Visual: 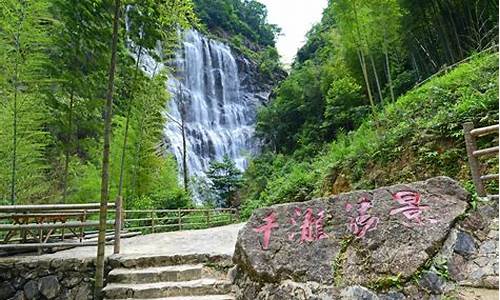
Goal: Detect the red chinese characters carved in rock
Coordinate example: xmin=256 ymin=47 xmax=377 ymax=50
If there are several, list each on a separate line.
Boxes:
xmin=288 ymin=208 xmax=328 ymax=243
xmin=346 ymin=197 xmax=380 ymax=238
xmin=389 ymin=191 xmax=434 ymax=225
xmin=253 ymin=212 xmax=279 ymax=250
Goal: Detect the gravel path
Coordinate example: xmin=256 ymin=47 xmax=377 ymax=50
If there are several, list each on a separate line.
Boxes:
xmin=38 ymin=223 xmax=245 ymax=259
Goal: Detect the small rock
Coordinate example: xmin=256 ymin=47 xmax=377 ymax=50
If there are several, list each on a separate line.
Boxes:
xmin=23 ymin=280 xmax=39 ymax=299
xmin=470 ymin=266 xmax=486 ymax=280
xmin=0 ymin=282 xmax=16 ymax=300
xmin=482 ymin=275 xmax=499 ymax=288
xmin=473 ymin=256 xmax=492 ymax=268
xmin=7 ymin=291 xmax=24 ymax=300
xmin=479 ymin=240 xmax=496 ymax=254
xmin=379 ymin=291 xmax=405 ymax=300
xmin=61 ymin=274 xmax=81 ymax=288
xmin=228 ymin=265 xmax=238 ymax=284
xmin=340 ymin=285 xmax=379 ymax=300
xmin=454 ymin=232 xmax=476 ymax=256
xmin=74 ymin=283 xmax=92 ymax=300
xmin=38 ymin=276 xmax=60 ymax=299
xmin=419 ymin=271 xmax=445 ymax=294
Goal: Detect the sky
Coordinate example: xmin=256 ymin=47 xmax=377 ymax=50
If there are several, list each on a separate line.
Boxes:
xmin=257 ymin=0 xmax=329 ymax=66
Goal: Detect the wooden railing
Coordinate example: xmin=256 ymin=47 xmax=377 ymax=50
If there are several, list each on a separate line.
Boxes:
xmin=123 ymin=208 xmax=240 ymax=233
xmin=0 ymin=200 xmax=125 ymax=254
xmin=0 ymin=201 xmax=240 ymax=255
xmin=463 ymin=122 xmax=499 ymax=199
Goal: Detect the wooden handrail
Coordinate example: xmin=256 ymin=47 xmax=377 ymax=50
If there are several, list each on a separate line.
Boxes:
xmin=463 ymin=122 xmax=499 ymax=198
xmin=473 ymin=146 xmax=499 ymax=157
xmin=0 ymin=241 xmax=114 ymax=249
xmin=122 ymin=207 xmax=240 ymax=234
xmin=0 ymin=203 xmax=115 ymax=212
xmin=480 ymin=174 xmax=499 ymax=181
xmin=0 ymin=221 xmax=115 ymax=231
xmin=123 ymin=208 xmax=237 ymax=213
xmin=470 ymin=124 xmax=499 ymax=137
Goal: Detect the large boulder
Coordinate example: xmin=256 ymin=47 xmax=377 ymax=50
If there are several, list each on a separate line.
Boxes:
xmin=233 ymin=177 xmax=470 ymax=299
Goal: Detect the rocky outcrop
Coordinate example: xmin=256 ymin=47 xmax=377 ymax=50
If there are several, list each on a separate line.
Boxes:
xmin=232 ymin=177 xmax=499 ymax=299
xmin=0 ymin=257 xmax=97 ymax=300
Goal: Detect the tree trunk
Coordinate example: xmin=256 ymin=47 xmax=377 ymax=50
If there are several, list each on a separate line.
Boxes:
xmin=369 ymin=54 xmax=383 ymax=104
xmin=10 ymin=76 xmax=18 ymax=205
xmin=62 ymin=90 xmax=74 ymax=203
xmin=94 ymin=0 xmax=121 ymax=297
xmin=351 ymin=0 xmax=375 ymax=114
xmin=10 ymin=9 xmax=24 ymax=205
xmin=131 ymin=109 xmax=145 ymax=196
xmin=117 ymin=46 xmax=143 ymax=200
xmin=383 ymin=29 xmax=395 ymax=103
xmin=180 ymin=103 xmax=188 ymax=192
xmin=357 ymin=50 xmax=376 ymax=114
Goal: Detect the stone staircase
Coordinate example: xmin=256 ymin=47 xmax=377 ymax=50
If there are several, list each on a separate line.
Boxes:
xmin=103 ymin=255 xmax=234 ymax=300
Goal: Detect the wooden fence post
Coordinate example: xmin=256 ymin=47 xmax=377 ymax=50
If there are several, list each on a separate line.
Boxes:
xmin=38 ymin=228 xmax=43 ymax=255
xmin=463 ymin=122 xmax=486 ymax=197
xmin=151 ymin=210 xmax=155 ymax=233
xmin=113 ymin=196 xmax=122 ymax=254
xmin=178 ymin=208 xmax=182 ymax=230
xmin=80 ymin=210 xmax=87 ymax=242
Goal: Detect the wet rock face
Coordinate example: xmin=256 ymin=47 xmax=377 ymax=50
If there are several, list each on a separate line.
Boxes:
xmin=233 ymin=177 xmax=472 ymax=299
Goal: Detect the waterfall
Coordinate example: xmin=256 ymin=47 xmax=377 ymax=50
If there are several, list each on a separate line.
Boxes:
xmin=165 ymin=30 xmax=261 ymax=179
xmin=130 ymin=28 xmax=266 ymax=196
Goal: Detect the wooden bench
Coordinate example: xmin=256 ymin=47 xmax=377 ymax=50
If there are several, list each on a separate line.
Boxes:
xmin=463 ymin=122 xmax=499 ymax=200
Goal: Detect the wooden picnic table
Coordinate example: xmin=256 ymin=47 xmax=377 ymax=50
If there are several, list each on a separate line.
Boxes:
xmin=1 ymin=212 xmax=87 ymax=245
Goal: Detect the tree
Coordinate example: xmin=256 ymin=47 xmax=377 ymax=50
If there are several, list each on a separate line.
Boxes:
xmin=116 ymin=0 xmax=196 ymax=201
xmin=0 ymin=0 xmax=52 ymax=204
xmin=94 ymin=0 xmax=121 ymax=297
xmin=206 ymin=155 xmax=243 ymax=208
xmin=48 ymin=0 xmax=111 ymax=202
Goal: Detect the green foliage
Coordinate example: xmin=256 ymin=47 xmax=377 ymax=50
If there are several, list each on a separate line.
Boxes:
xmin=243 ymin=52 xmax=499 ymax=215
xmin=0 ymin=0 xmax=53 ymax=204
xmin=245 ymin=0 xmax=498 ymax=218
xmin=257 ymin=0 xmax=499 ymax=158
xmin=206 ymin=155 xmax=243 ymax=208
xmin=369 ymin=274 xmax=403 ymax=291
xmin=193 ymin=0 xmax=279 ymax=48
xmin=0 ymin=0 xmax=198 ymax=209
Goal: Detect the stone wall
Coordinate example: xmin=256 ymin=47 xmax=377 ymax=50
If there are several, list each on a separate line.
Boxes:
xmin=0 ymin=256 xmax=100 ymax=300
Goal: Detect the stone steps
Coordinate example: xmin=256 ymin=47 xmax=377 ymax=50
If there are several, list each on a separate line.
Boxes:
xmin=103 ymin=278 xmax=232 ymax=299
xmin=109 ymin=254 xmax=232 ymax=269
xmin=108 ymin=264 xmax=204 ymax=284
xmin=104 ymin=255 xmax=234 ymax=300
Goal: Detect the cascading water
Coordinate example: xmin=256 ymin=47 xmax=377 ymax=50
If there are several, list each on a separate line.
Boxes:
xmin=130 ymin=28 xmax=269 ymax=197
xmin=165 ymin=30 xmax=260 ymax=179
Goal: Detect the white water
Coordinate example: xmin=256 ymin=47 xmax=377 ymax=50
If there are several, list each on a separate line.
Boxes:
xmin=130 ymin=29 xmax=265 ymax=191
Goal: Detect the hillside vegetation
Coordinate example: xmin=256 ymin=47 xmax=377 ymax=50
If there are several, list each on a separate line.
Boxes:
xmin=242 ymin=52 xmax=499 ymax=217
xmin=240 ymin=0 xmax=499 ymax=217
